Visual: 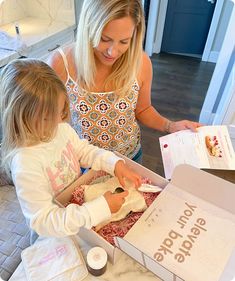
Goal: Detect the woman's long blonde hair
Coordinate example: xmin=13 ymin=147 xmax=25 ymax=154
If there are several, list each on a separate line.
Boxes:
xmin=0 ymin=59 xmax=70 ymax=177
xmin=75 ymin=0 xmax=145 ymax=95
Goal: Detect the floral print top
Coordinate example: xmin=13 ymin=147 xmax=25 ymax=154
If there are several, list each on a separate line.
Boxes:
xmin=59 ymin=49 xmax=141 ymax=159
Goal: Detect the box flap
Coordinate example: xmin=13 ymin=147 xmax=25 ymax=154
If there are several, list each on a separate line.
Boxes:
xmin=120 ymin=165 xmax=235 ymax=281
xmin=171 ymin=164 xmax=235 ymax=214
xmin=219 ymin=248 xmax=235 ymax=281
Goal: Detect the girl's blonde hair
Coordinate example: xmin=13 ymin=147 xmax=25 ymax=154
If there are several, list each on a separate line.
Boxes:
xmin=0 ymin=58 xmax=70 ymax=177
xmin=75 ymin=0 xmax=145 ymax=95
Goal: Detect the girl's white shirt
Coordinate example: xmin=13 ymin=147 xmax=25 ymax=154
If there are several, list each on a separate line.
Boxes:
xmin=11 ymin=122 xmax=122 ymax=237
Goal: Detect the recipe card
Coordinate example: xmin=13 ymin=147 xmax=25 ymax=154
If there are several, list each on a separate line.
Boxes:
xmin=159 ymin=125 xmax=235 ymax=179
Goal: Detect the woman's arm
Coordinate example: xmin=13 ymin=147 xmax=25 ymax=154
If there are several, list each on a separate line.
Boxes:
xmin=136 ymin=52 xmax=169 ymax=132
xmin=136 ymin=52 xmax=201 ymax=133
xmin=46 ymin=50 xmax=67 ymax=83
xmin=46 ymin=44 xmax=76 ymax=84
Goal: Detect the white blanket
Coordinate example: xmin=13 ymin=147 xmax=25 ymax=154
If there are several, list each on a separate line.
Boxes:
xmin=83 ymin=176 xmax=147 ymax=230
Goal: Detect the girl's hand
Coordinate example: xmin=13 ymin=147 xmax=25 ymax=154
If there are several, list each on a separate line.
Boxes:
xmin=114 ymin=160 xmax=142 ymax=188
xmin=170 ymin=120 xmax=202 ymax=133
xmin=104 ymin=190 xmax=128 ymax=213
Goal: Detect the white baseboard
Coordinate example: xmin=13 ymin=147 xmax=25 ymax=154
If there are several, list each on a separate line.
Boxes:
xmin=208 ymin=51 xmax=219 ymax=63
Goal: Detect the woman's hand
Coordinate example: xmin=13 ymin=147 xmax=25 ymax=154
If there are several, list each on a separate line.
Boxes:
xmin=170 ymin=120 xmax=202 ymax=133
xmin=104 ymin=190 xmax=128 ymax=213
xmin=114 ymin=160 xmax=142 ymax=188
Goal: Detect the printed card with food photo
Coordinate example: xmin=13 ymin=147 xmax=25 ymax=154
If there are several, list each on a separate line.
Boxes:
xmin=159 ymin=125 xmax=235 ymax=179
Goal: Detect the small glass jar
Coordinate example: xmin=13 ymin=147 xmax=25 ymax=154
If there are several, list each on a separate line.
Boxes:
xmin=86 ymin=247 xmax=108 ymax=276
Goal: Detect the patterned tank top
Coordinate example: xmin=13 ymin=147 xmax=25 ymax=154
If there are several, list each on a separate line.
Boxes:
xmin=58 ymin=49 xmax=141 ymax=159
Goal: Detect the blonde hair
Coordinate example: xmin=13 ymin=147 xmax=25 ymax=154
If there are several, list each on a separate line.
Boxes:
xmin=0 ymin=58 xmax=70 ymax=176
xmin=75 ymin=0 xmax=145 ymax=95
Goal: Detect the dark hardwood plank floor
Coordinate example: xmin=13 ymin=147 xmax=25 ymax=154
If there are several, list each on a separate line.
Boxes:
xmin=141 ymin=53 xmax=215 ymax=177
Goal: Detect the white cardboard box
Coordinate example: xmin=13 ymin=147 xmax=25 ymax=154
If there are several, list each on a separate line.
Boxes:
xmin=115 ymin=164 xmax=235 ymax=281
xmin=54 ymin=154 xmax=168 ymax=263
xmin=55 ymin=157 xmax=235 ymax=281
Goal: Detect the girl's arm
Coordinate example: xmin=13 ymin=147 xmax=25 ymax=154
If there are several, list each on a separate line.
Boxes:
xmin=135 ymin=52 xmax=201 ymax=133
xmin=67 ymin=124 xmax=141 ymax=187
xmin=11 ymin=153 xmax=111 ymax=237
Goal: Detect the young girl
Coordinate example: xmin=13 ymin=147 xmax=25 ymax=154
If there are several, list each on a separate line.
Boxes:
xmin=0 ymin=58 xmax=141 ymax=241
xmin=47 ymin=0 xmax=201 ymax=163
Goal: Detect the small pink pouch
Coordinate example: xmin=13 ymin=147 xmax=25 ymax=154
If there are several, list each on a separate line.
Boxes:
xmin=21 ymin=237 xmax=88 ymax=281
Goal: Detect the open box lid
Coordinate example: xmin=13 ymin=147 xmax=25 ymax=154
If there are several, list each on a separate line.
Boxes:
xmin=114 ymin=164 xmax=235 ymax=281
xmin=170 ymin=164 xmax=235 ymax=215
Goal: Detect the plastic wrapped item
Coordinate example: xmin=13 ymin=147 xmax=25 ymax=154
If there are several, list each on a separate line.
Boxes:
xmin=0 ymin=30 xmax=27 ymax=56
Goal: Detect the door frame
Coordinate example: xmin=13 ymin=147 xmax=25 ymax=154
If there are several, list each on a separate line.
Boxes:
xmin=145 ymin=0 xmax=224 ymax=62
xmin=213 ymin=57 xmax=235 ymax=125
xmin=199 ymin=2 xmax=235 ymax=125
xmin=202 ymin=0 xmax=224 ymax=62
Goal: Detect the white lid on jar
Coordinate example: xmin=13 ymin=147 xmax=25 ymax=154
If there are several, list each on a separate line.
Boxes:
xmin=86 ymin=247 xmax=108 ymax=270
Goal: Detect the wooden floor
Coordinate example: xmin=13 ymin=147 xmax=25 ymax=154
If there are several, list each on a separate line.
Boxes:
xmin=141 ymin=52 xmax=215 ymax=177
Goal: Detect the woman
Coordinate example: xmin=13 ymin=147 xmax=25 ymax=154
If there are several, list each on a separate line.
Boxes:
xmin=47 ymin=0 xmax=200 ymax=163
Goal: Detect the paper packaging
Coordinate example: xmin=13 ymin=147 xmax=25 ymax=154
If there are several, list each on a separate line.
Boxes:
xmin=54 ymin=153 xmax=168 ymax=264
xmin=55 ymin=156 xmax=235 ymax=281
xmin=159 ymin=125 xmax=235 ymax=180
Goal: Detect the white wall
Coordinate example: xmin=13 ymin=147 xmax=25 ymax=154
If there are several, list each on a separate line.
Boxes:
xmin=0 ymin=0 xmax=75 ymax=26
xmin=25 ymin=0 xmax=75 ymax=23
xmin=199 ymin=0 xmax=235 ymax=129
xmin=204 ymin=0 xmax=233 ymax=62
xmin=74 ymin=0 xmax=84 ymax=25
xmin=212 ymin=0 xmax=233 ymax=53
xmin=0 ymin=0 xmax=27 ymax=25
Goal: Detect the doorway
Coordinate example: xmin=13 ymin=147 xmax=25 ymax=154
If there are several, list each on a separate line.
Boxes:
xmin=161 ymin=0 xmax=216 ymax=57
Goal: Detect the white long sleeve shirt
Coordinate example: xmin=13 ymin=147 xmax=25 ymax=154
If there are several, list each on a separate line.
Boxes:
xmin=11 ymin=123 xmax=123 ymax=237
